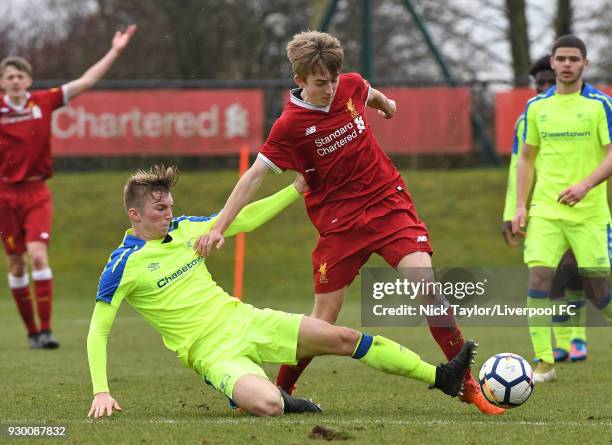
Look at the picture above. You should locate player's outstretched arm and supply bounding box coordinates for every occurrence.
[194,158,270,257]
[512,142,537,235]
[558,143,612,206]
[367,87,396,119]
[65,24,137,100]
[223,173,308,237]
[87,301,120,418]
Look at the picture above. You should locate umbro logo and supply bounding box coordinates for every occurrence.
[148,262,160,271]
[305,125,316,136]
[416,235,428,243]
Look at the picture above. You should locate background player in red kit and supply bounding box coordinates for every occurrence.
[0,25,136,349]
[195,31,503,416]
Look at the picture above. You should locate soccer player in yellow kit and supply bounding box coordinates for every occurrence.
[502,55,589,363]
[87,165,475,417]
[513,35,612,382]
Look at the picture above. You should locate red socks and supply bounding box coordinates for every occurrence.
[276,358,313,394]
[9,269,54,335]
[9,274,38,335]
[32,269,53,332]
[427,312,472,380]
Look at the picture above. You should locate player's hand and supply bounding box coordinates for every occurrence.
[294,173,309,195]
[501,221,518,246]
[377,99,396,119]
[88,392,122,418]
[511,206,527,236]
[112,24,137,52]
[558,181,590,207]
[194,230,225,257]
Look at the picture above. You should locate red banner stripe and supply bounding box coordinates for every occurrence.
[366,87,472,154]
[51,90,263,156]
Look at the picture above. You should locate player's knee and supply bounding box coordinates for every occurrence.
[529,268,553,290]
[8,255,26,275]
[9,263,26,277]
[30,255,48,270]
[250,394,284,417]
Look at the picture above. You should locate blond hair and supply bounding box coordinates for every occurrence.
[124,164,179,211]
[286,31,343,80]
[0,56,32,77]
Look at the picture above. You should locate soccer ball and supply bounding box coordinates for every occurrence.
[478,353,534,408]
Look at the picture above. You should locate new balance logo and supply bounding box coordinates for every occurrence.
[416,235,428,243]
[305,125,316,135]
[354,116,365,134]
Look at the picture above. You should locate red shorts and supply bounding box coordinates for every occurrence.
[0,181,53,255]
[312,190,432,293]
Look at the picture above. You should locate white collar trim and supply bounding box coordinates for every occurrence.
[289,77,341,113]
[4,92,31,111]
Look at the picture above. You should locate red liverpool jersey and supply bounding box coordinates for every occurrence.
[259,72,406,234]
[0,87,67,184]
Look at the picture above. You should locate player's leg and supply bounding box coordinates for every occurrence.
[276,287,346,393]
[396,252,468,362]
[277,230,366,393]
[249,305,471,403]
[7,252,40,348]
[395,252,503,414]
[567,289,588,362]
[527,266,556,381]
[26,241,57,348]
[551,250,588,362]
[311,288,346,323]
[24,183,58,349]
[567,222,612,324]
[232,374,285,416]
[200,357,320,416]
[189,308,321,416]
[550,250,578,362]
[372,202,466,373]
[369,202,503,414]
[563,222,612,362]
[232,373,321,416]
[0,192,40,347]
[295,315,475,397]
[524,217,568,382]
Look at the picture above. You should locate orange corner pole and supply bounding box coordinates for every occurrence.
[233,145,250,300]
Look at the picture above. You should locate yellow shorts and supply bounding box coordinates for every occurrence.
[524,216,611,275]
[188,303,302,400]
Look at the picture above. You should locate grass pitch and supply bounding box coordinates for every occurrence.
[0,169,611,444]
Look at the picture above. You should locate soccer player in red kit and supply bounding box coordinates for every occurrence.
[195,31,503,415]
[0,25,136,349]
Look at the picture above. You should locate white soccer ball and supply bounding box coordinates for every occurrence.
[478,353,534,408]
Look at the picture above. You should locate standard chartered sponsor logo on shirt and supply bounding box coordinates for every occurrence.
[314,116,366,157]
[540,130,591,140]
[156,256,203,288]
[314,121,357,156]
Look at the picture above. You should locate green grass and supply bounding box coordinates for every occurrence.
[0,169,611,444]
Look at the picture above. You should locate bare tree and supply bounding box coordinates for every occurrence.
[554,0,573,37]
[505,0,531,86]
[0,0,607,85]
[573,0,611,82]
